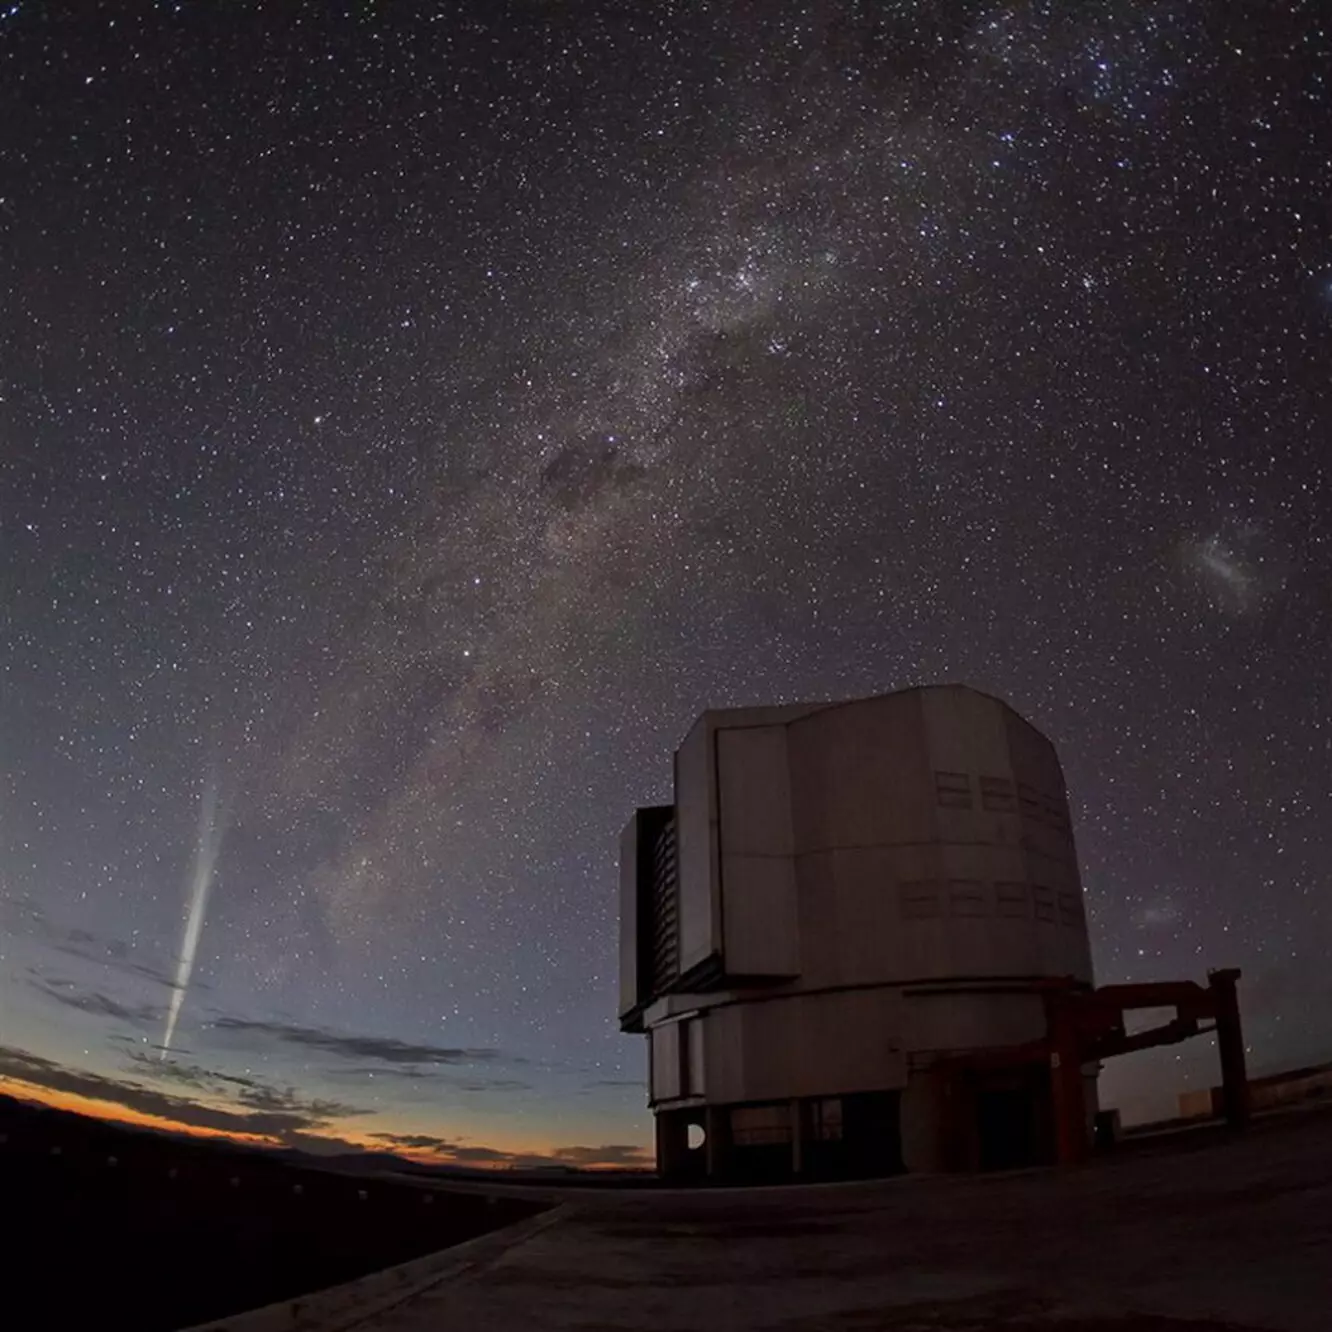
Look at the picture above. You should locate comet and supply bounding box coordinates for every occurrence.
[161,771,227,1057]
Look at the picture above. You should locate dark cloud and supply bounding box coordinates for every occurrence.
[366,1132,649,1171]
[210,1016,509,1067]
[319,1064,531,1093]
[5,905,186,992]
[0,893,48,931]
[369,1131,459,1153]
[123,1052,218,1090]
[332,1064,435,1081]
[29,976,161,1027]
[444,1143,530,1165]
[539,439,647,512]
[124,1052,368,1121]
[550,1144,652,1167]
[284,1131,391,1157]
[454,1077,532,1093]
[365,1135,538,1167]
[0,1045,362,1139]
[0,1044,650,1169]
[119,958,190,990]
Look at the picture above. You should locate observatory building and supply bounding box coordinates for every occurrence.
[618,684,1100,1180]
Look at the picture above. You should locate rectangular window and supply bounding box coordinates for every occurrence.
[731,1103,793,1147]
[811,1098,843,1142]
[995,882,1030,918]
[980,775,1016,812]
[900,880,941,919]
[1033,886,1056,922]
[1017,782,1042,819]
[934,770,972,808]
[1042,796,1072,833]
[948,880,989,916]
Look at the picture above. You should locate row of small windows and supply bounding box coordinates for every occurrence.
[933,771,1072,831]
[899,879,1084,926]
[730,1100,843,1147]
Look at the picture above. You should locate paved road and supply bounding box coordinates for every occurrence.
[235,1109,1332,1331]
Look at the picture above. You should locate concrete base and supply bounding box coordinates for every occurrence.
[334,1106,1332,1331]
[657,1061,1098,1182]
[657,1091,903,1184]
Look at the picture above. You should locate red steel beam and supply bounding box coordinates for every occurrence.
[1089,981,1211,1011]
[927,970,1246,1167]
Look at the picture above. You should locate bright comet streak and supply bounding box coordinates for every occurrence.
[161,772,226,1057]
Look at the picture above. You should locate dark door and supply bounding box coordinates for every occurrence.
[840,1090,904,1177]
[976,1087,1036,1170]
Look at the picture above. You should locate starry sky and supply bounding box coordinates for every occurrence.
[1,1,1329,1162]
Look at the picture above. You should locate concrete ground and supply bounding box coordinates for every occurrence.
[212,1107,1332,1332]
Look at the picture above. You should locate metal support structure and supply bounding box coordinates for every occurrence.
[1047,996,1089,1167]
[936,967,1249,1168]
[1209,968,1250,1129]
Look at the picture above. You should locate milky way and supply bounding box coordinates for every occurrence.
[1,1,1329,1155]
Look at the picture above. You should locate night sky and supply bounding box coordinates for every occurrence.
[1,2,1329,1163]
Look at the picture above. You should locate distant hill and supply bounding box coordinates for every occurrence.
[0,1087,545,1331]
[0,1089,652,1186]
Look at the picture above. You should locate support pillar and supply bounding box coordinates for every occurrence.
[1210,969,1250,1129]
[1047,998,1088,1166]
[704,1104,730,1180]
[655,1112,689,1181]
[790,1099,808,1176]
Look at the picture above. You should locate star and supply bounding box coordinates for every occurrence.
[0,0,1327,1163]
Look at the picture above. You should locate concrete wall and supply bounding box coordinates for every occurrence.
[702,988,907,1104]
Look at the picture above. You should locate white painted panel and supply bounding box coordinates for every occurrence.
[618,815,640,1017]
[650,1021,681,1102]
[716,724,794,855]
[674,717,718,972]
[704,990,907,1103]
[716,725,799,976]
[819,847,899,987]
[720,854,799,976]
[922,685,1010,777]
[787,693,933,852]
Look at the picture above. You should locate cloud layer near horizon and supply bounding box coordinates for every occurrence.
[0,1045,650,1170]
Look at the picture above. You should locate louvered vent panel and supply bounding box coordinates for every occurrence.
[648,816,679,994]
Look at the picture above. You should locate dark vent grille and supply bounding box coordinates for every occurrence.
[647,816,679,995]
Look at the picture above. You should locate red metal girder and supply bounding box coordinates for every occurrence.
[1087,1017,1200,1060]
[1085,981,1213,1012]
